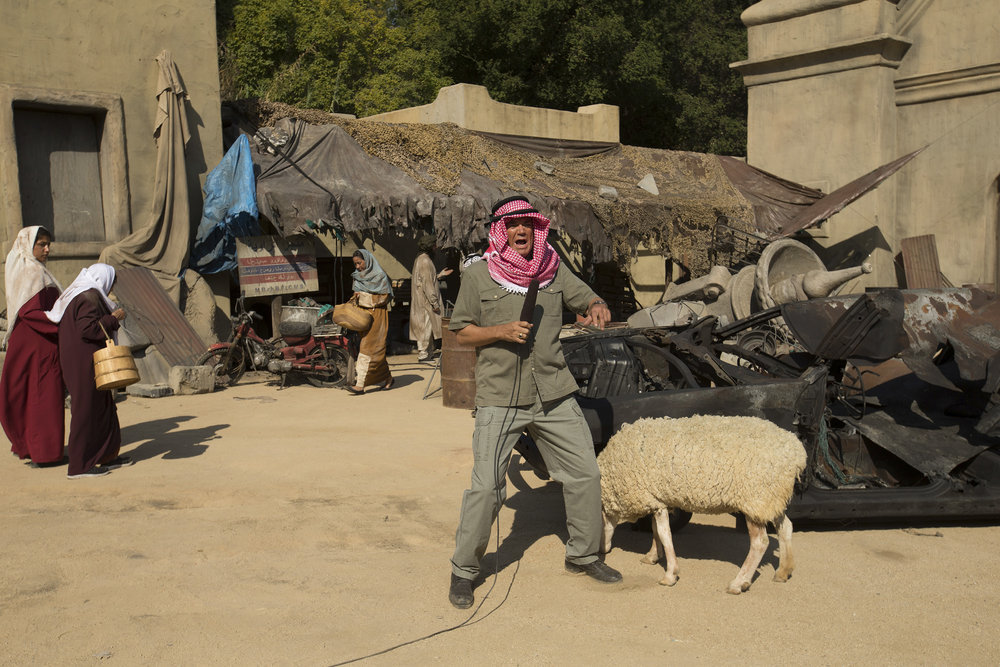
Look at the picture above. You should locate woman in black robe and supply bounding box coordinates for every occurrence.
[45,263,130,479]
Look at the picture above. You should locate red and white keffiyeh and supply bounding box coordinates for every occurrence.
[484,197,560,293]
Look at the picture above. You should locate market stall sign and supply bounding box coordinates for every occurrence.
[236,235,318,296]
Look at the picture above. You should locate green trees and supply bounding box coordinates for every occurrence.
[218,0,753,153]
[218,0,450,116]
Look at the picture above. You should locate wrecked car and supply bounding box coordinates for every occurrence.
[516,288,1000,525]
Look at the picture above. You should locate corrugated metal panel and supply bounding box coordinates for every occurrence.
[901,234,945,289]
[113,267,206,366]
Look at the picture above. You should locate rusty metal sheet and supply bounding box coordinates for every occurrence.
[899,288,1000,382]
[113,267,206,367]
[802,288,1000,383]
[900,235,946,288]
[780,292,907,363]
[775,147,925,238]
[849,403,993,477]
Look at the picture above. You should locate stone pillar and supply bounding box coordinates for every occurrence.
[732,0,910,287]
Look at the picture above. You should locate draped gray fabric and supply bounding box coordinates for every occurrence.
[100,50,191,305]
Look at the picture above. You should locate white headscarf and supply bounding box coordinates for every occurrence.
[45,263,117,324]
[4,226,62,342]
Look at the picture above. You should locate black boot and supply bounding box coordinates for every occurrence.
[565,559,622,583]
[449,574,474,609]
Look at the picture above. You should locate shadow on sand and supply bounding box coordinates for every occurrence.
[121,416,228,462]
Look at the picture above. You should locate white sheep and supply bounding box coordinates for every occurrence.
[598,414,806,594]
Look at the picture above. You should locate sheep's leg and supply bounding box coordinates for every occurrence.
[640,536,662,565]
[600,510,615,554]
[727,519,768,595]
[772,514,794,582]
[651,508,679,586]
[640,513,666,564]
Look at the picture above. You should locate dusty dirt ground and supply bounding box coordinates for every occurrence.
[2,353,1000,665]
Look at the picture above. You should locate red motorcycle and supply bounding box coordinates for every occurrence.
[199,296,354,389]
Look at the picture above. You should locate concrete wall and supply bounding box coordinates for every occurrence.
[733,0,1000,289]
[366,83,620,143]
[0,0,223,296]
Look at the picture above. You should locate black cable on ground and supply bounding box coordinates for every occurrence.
[329,324,529,666]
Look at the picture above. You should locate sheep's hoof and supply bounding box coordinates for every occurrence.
[640,555,659,565]
[658,574,678,586]
[773,570,792,583]
[726,580,750,595]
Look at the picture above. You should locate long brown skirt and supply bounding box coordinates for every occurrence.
[354,306,390,387]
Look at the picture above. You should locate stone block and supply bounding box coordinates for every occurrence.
[534,161,555,175]
[168,365,215,395]
[598,185,618,200]
[126,383,174,398]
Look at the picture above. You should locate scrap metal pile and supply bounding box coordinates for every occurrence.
[520,236,1000,524]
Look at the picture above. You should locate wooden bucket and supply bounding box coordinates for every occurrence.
[93,339,140,390]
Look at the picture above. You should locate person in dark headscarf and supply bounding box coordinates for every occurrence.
[346,249,394,394]
[409,233,453,362]
[45,263,131,479]
[445,195,618,610]
[1,226,64,466]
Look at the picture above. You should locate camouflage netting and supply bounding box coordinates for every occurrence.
[229,99,761,276]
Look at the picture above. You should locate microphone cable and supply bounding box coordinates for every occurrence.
[330,284,537,666]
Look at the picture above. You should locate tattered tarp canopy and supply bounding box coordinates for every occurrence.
[716,157,826,239]
[235,102,825,275]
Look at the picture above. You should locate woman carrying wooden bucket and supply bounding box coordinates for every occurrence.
[45,263,132,479]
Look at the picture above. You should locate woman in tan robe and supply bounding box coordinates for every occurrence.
[409,234,452,362]
[346,249,393,394]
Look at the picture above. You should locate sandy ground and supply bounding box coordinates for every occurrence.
[2,353,1000,666]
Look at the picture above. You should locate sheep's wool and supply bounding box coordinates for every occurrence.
[599,415,806,526]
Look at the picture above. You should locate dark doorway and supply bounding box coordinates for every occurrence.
[14,107,106,242]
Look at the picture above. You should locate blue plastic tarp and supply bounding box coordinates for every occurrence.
[190,134,261,274]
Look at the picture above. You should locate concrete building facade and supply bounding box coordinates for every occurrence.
[733,0,1000,289]
[0,0,223,293]
[367,83,620,143]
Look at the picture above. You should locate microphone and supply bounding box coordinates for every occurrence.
[520,279,539,323]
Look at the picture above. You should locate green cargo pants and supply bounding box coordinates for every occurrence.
[450,395,602,580]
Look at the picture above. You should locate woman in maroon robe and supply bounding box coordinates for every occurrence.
[45,263,129,479]
[1,226,64,465]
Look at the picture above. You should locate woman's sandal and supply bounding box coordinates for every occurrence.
[346,385,364,395]
[383,377,394,390]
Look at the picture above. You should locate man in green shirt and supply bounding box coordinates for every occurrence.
[447,196,622,610]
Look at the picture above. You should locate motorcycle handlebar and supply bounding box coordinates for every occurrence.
[232,310,263,325]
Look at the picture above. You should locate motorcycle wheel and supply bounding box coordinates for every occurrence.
[198,346,247,387]
[304,345,353,388]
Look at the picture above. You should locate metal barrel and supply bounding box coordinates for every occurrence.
[440,317,476,409]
